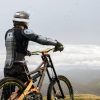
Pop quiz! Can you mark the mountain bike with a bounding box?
[0,48,74,100]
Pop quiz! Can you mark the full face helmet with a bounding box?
[13,11,29,28]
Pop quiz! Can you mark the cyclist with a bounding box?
[3,11,64,99]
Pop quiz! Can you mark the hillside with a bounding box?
[72,80,100,96]
[0,68,100,96]
[55,68,100,95]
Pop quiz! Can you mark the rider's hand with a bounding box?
[26,50,32,56]
[54,41,64,52]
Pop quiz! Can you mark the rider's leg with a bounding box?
[2,63,29,99]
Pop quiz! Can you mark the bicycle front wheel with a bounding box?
[0,77,25,100]
[47,75,74,100]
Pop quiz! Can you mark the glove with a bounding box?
[54,41,64,52]
[26,50,32,56]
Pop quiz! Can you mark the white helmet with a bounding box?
[13,11,29,23]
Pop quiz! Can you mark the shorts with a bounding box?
[4,62,29,83]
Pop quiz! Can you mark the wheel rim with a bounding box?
[51,80,71,100]
[0,82,23,100]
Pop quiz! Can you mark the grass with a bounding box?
[73,94,100,100]
[43,94,100,100]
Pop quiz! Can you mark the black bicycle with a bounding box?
[0,48,74,100]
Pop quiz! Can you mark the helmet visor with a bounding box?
[13,17,29,23]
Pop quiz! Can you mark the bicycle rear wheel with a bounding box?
[0,77,25,100]
[47,75,74,100]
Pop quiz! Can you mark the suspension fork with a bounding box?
[47,55,65,98]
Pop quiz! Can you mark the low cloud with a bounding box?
[1,44,100,69]
[52,44,100,66]
[27,44,100,69]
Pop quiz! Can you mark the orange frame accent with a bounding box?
[18,79,39,100]
[9,79,39,100]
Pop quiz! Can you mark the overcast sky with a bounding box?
[0,0,100,46]
[0,0,100,69]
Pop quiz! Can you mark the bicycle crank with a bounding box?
[24,92,42,100]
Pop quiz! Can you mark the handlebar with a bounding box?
[31,48,55,55]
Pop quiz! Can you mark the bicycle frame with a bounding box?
[9,49,65,99]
